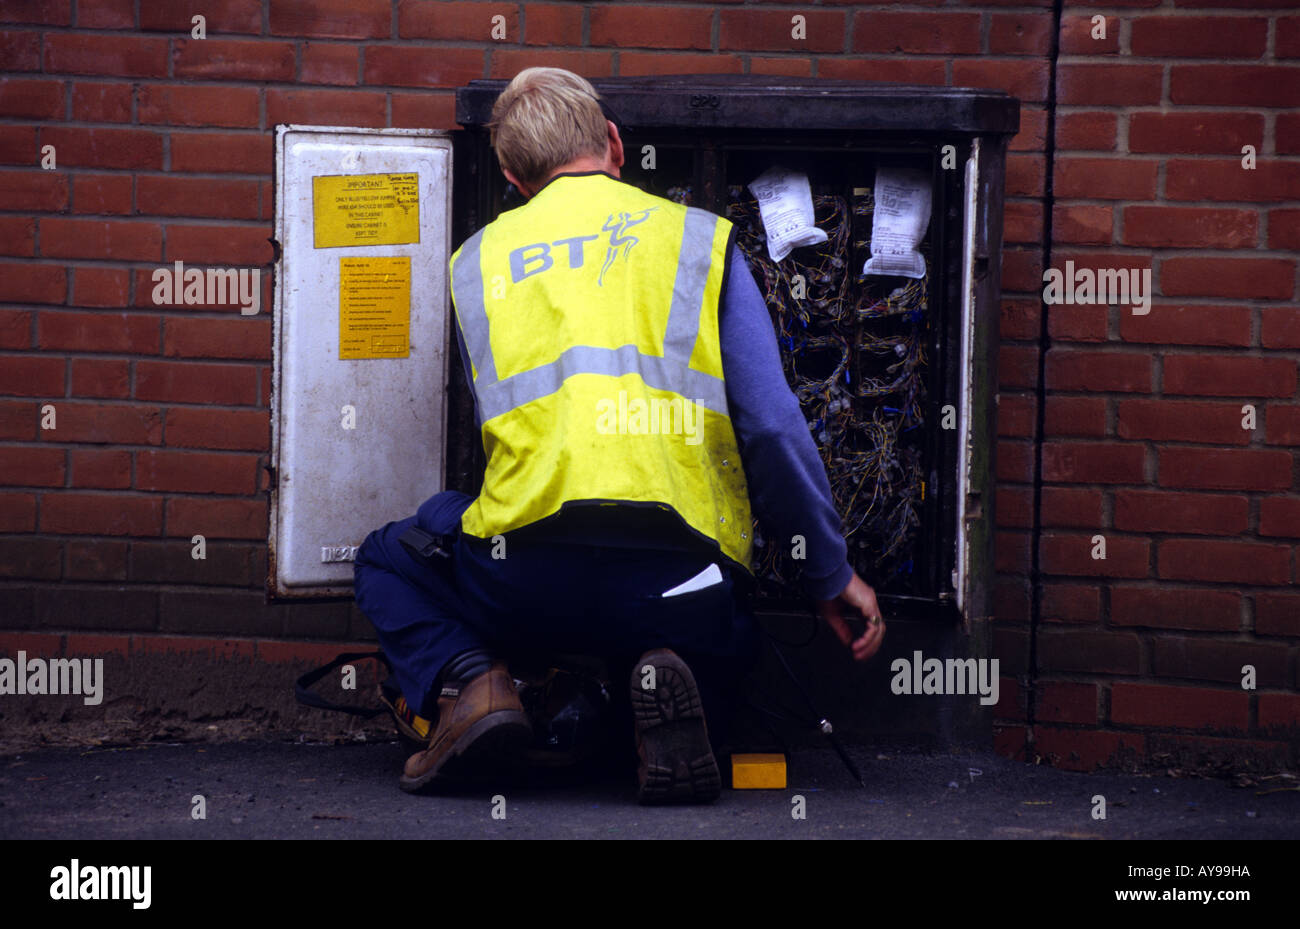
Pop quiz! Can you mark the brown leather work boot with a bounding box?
[630,648,721,804]
[399,661,532,793]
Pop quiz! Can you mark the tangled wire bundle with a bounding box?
[728,186,929,592]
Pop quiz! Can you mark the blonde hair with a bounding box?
[489,68,608,191]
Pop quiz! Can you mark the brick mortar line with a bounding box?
[35,39,1281,69]
[1054,104,1292,111]
[0,629,375,644]
[0,539,261,548]
[10,203,1300,220]
[0,162,285,175]
[0,406,271,416]
[1057,51,1290,62]
[1028,666,1289,684]
[0,346,274,360]
[0,633,374,647]
[1029,488,1293,501]
[0,218,277,228]
[2,12,1289,41]
[10,580,314,596]
[1031,151,1300,159]
[1031,670,1290,691]
[3,566,1299,598]
[1046,202,1286,214]
[1016,573,1297,595]
[3,537,264,548]
[1032,338,1300,350]
[3,111,1291,130]
[20,485,268,495]
[1,440,269,454]
[0,394,269,405]
[1034,244,1299,255]
[1038,439,1297,450]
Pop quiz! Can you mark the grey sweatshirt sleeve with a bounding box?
[720,244,854,601]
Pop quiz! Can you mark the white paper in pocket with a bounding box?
[661,563,724,598]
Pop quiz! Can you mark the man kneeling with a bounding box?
[353,68,886,804]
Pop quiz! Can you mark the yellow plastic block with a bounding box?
[731,753,787,789]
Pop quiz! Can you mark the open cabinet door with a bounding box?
[270,126,454,598]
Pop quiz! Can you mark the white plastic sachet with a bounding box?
[747,167,828,263]
[864,165,932,279]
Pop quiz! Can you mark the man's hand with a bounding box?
[815,571,886,662]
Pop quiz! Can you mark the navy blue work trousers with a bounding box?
[353,491,760,736]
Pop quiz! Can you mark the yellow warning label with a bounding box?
[313,172,419,249]
[339,256,410,360]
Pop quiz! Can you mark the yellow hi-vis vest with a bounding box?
[448,172,754,573]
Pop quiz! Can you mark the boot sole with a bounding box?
[631,650,721,805]
[399,708,532,794]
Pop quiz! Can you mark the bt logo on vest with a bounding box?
[508,209,659,286]
[509,234,598,283]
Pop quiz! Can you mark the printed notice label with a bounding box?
[313,173,420,249]
[339,256,410,360]
[747,167,827,263]
[863,166,931,280]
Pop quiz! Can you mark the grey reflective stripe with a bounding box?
[476,343,728,422]
[450,229,497,384]
[661,208,719,362]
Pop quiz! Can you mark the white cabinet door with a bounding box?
[271,126,453,597]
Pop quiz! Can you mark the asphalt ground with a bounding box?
[2,739,1297,840]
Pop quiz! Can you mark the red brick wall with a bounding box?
[0,0,1295,769]
[991,1,1299,772]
